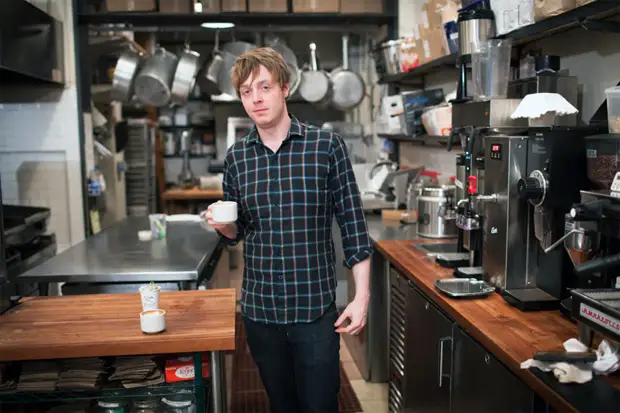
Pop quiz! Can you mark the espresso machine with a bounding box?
[481,125,604,311]
[567,188,620,346]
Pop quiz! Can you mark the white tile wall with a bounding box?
[0,0,84,252]
[0,88,84,252]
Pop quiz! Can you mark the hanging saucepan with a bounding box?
[330,35,365,111]
[134,46,179,107]
[111,47,144,103]
[299,43,332,106]
[197,30,224,96]
[171,41,201,106]
[271,40,302,97]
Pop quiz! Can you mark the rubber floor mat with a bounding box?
[230,313,363,413]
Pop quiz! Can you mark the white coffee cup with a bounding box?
[139,283,161,311]
[140,309,166,334]
[211,201,238,224]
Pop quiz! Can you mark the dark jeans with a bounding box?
[243,304,341,413]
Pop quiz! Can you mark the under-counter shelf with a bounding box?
[0,382,201,404]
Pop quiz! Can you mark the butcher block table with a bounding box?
[0,289,236,413]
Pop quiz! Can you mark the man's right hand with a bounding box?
[202,202,237,239]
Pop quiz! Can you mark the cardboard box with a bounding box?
[196,0,221,13]
[400,37,422,72]
[249,0,288,12]
[340,0,383,13]
[421,0,460,30]
[222,0,247,12]
[165,355,210,383]
[418,26,450,65]
[159,0,191,13]
[491,0,534,36]
[293,0,340,13]
[534,0,576,21]
[106,0,155,11]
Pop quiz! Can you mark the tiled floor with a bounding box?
[220,248,389,413]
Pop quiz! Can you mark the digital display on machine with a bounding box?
[490,143,502,160]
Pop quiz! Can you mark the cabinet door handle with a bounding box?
[438,336,452,388]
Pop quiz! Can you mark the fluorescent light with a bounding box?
[201,22,235,29]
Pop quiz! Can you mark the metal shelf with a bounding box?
[378,133,449,145]
[377,54,458,86]
[497,0,620,46]
[378,1,620,86]
[0,383,199,404]
[77,12,395,32]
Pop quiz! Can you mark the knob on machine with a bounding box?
[517,170,547,206]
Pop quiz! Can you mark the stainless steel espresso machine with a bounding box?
[481,125,605,311]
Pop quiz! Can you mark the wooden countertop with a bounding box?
[375,239,620,413]
[0,289,236,362]
[162,187,224,201]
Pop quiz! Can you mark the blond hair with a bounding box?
[231,47,290,93]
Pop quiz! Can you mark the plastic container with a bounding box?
[421,105,452,136]
[471,39,513,100]
[605,86,620,133]
[149,214,167,240]
[585,134,620,189]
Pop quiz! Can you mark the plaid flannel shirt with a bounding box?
[220,115,372,324]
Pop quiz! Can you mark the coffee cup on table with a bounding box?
[210,201,238,224]
[140,309,166,334]
[139,282,160,311]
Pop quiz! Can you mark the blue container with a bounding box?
[444,21,459,55]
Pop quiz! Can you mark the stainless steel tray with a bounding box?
[435,278,495,299]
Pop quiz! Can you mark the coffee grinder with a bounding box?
[486,125,604,311]
[455,2,496,102]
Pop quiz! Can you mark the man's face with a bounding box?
[239,65,289,128]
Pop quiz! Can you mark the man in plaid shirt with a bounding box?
[206,47,372,413]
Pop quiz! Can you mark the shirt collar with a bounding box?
[246,114,305,145]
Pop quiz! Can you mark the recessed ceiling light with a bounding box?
[201,22,235,29]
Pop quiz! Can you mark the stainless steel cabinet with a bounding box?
[406,285,453,413]
[389,268,408,413]
[389,266,538,413]
[451,326,535,413]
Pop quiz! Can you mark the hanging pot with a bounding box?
[111,48,144,103]
[134,46,179,107]
[271,40,302,97]
[197,30,224,96]
[171,43,201,106]
[330,35,365,111]
[299,43,332,106]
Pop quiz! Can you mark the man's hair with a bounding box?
[230,47,291,94]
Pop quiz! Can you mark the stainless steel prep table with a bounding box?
[17,217,223,295]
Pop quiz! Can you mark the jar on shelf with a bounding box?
[131,397,160,413]
[95,400,126,413]
[160,395,195,413]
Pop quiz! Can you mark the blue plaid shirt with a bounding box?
[220,115,372,324]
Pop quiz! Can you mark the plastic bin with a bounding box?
[605,86,620,133]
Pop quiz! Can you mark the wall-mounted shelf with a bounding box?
[378,1,620,87]
[497,1,620,46]
[77,12,395,32]
[378,133,449,145]
[378,53,458,86]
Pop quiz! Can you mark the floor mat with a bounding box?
[230,313,363,413]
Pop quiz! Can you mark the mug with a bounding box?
[211,201,238,224]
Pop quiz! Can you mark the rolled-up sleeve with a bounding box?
[220,150,247,246]
[328,134,373,268]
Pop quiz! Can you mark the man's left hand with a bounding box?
[334,295,370,335]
